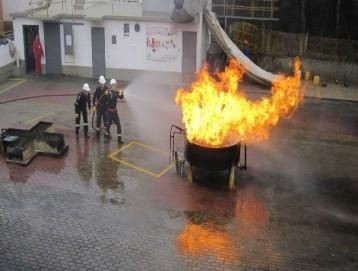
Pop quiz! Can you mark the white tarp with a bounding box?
[204,9,278,85]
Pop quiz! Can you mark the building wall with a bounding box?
[104,20,190,73]
[0,42,13,66]
[13,17,45,65]
[2,0,29,21]
[143,0,170,13]
[59,21,93,77]
[13,16,205,82]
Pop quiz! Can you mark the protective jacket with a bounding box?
[105,90,124,111]
[93,85,109,109]
[75,91,91,111]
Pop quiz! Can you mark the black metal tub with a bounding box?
[185,141,240,171]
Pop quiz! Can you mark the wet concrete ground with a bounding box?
[0,76,357,270]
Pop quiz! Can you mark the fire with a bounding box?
[175,58,303,147]
[177,223,237,262]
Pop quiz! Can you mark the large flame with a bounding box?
[175,58,303,147]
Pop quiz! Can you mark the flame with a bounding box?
[175,58,303,147]
[177,223,237,262]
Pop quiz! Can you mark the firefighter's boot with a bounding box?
[117,135,123,145]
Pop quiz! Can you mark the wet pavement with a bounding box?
[0,76,357,270]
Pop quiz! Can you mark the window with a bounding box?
[124,23,130,37]
[112,35,117,44]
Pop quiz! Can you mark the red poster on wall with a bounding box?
[146,26,178,62]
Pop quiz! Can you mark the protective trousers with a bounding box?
[34,55,42,76]
[96,107,106,130]
[75,109,89,136]
[105,111,122,141]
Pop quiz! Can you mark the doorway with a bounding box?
[182,31,197,82]
[44,22,62,74]
[91,27,106,78]
[23,25,39,73]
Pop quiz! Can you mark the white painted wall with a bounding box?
[13,17,45,64]
[59,21,93,67]
[0,43,15,67]
[12,16,206,76]
[2,0,30,20]
[143,0,170,13]
[104,20,198,72]
[143,0,207,14]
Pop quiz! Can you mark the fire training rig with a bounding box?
[170,125,247,189]
[0,121,69,166]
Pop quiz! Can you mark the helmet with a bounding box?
[110,78,117,85]
[98,75,106,85]
[82,83,90,92]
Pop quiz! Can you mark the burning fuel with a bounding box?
[175,58,303,147]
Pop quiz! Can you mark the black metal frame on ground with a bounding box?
[0,122,69,166]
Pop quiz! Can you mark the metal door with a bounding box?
[182,32,197,82]
[44,23,62,74]
[91,27,106,77]
[23,25,39,73]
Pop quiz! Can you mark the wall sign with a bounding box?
[124,23,130,37]
[146,26,178,62]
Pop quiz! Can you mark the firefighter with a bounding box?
[75,83,91,138]
[92,75,109,136]
[32,35,44,76]
[104,79,124,144]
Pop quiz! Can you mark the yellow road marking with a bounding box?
[108,141,173,178]
[25,111,55,124]
[8,78,26,81]
[132,140,168,156]
[109,155,160,178]
[0,78,27,95]
[157,164,174,178]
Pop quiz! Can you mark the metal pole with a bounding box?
[224,0,227,31]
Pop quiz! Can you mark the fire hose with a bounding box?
[91,92,106,133]
[0,92,126,133]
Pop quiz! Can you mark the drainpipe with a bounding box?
[0,0,4,34]
[207,0,212,10]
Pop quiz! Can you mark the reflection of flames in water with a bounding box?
[176,58,302,147]
[177,222,237,262]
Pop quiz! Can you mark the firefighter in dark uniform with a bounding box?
[104,79,124,144]
[75,83,91,138]
[92,75,109,136]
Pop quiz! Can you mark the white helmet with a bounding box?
[82,83,90,92]
[110,78,117,85]
[98,75,106,85]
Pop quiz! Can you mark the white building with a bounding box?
[10,0,210,83]
[2,0,29,21]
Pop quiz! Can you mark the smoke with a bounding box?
[123,73,183,151]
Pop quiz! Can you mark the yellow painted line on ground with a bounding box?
[108,140,173,178]
[108,141,136,158]
[25,111,55,124]
[0,78,27,95]
[157,164,174,178]
[132,140,168,156]
[8,78,26,81]
[109,155,160,178]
